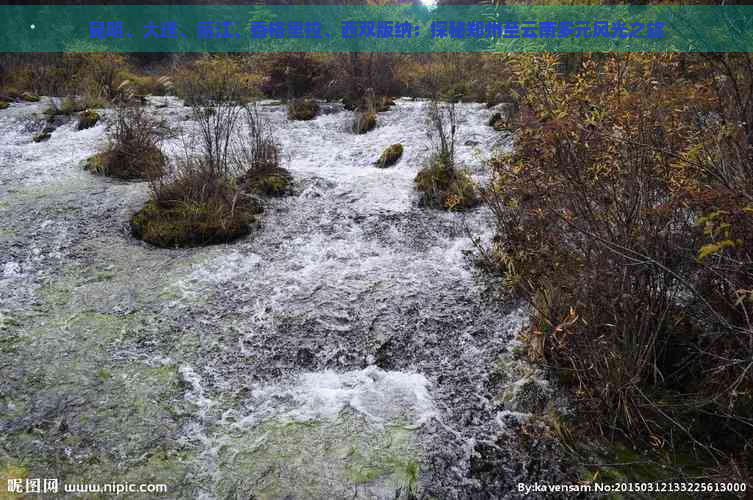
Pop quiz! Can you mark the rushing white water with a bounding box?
[0,97,565,499]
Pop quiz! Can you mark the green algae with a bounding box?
[212,412,423,499]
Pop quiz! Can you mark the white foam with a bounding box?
[243,366,437,428]
[3,261,22,278]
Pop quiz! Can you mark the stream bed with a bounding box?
[0,98,566,498]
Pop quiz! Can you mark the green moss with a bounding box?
[252,175,288,196]
[239,165,292,197]
[213,413,422,499]
[415,156,479,211]
[130,196,261,248]
[353,111,377,134]
[77,110,100,130]
[96,368,112,382]
[20,92,40,102]
[287,98,319,121]
[0,461,29,494]
[0,101,9,110]
[376,144,403,168]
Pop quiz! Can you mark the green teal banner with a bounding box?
[1,5,752,52]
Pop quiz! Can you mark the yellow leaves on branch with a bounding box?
[698,240,737,261]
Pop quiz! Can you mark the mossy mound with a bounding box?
[84,144,166,180]
[376,144,403,168]
[130,195,262,248]
[0,101,9,110]
[287,98,319,121]
[239,165,293,197]
[77,110,100,130]
[20,92,40,102]
[353,112,377,134]
[415,156,479,211]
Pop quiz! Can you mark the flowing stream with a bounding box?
[0,98,566,498]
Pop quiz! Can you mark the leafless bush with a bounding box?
[134,70,285,247]
[90,103,170,180]
[234,104,280,172]
[426,99,457,165]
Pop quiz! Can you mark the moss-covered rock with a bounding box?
[240,165,293,197]
[77,109,100,130]
[376,144,403,168]
[85,144,166,180]
[415,156,479,211]
[0,101,9,110]
[287,98,319,121]
[20,92,40,102]
[353,112,377,134]
[130,195,262,248]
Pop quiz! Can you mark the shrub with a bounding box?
[116,71,172,97]
[415,155,478,211]
[352,111,376,134]
[376,144,403,168]
[325,53,403,104]
[287,98,319,121]
[134,74,283,247]
[415,100,479,211]
[77,109,100,130]
[0,53,130,101]
[88,104,168,180]
[484,53,753,481]
[394,54,515,102]
[260,53,329,99]
[173,55,259,106]
[235,104,291,196]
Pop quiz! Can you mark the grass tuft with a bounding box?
[376,144,403,168]
[287,98,319,121]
